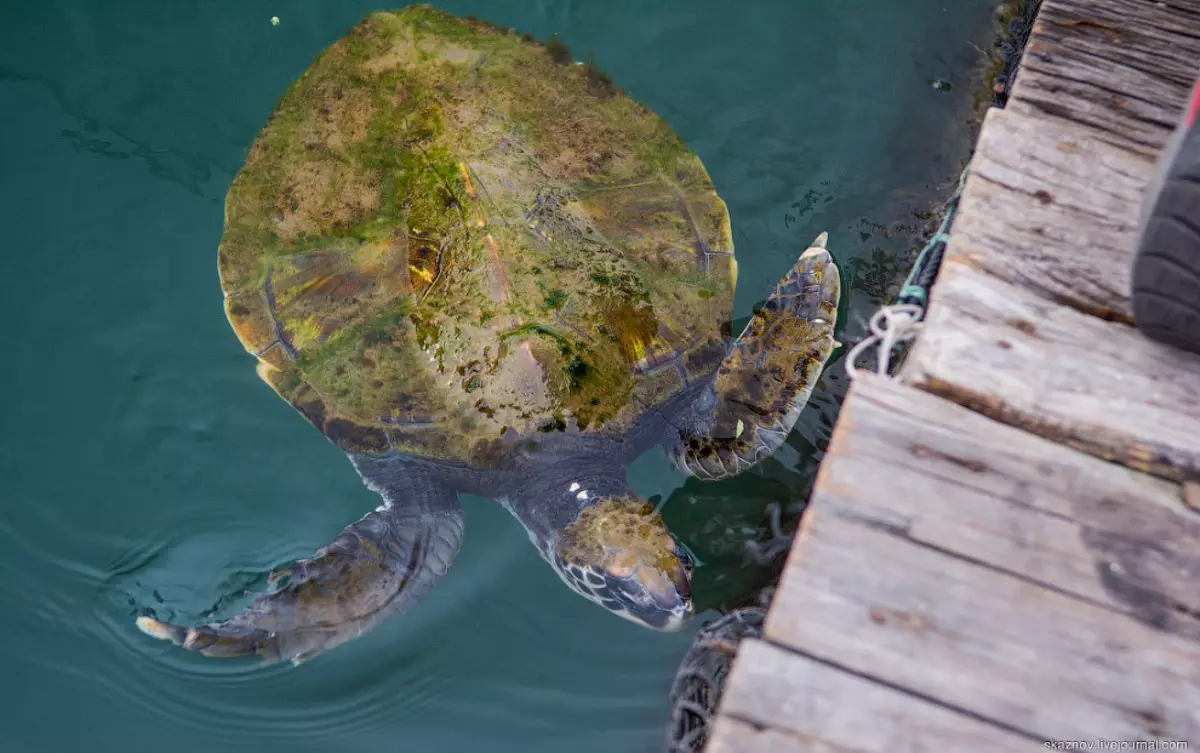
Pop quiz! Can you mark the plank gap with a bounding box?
[760,629,1056,744]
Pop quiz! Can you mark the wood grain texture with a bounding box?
[818,373,1200,641]
[899,259,1200,484]
[766,506,1200,743]
[712,638,1039,752]
[950,105,1151,321]
[705,717,813,753]
[1009,0,1200,157]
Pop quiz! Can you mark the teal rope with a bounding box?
[896,165,969,310]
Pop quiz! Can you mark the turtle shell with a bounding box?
[217,6,736,465]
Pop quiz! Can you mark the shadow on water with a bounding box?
[0,1,1002,751]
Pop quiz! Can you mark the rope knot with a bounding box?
[845,303,925,379]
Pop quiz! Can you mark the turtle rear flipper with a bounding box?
[138,469,462,665]
[668,232,840,481]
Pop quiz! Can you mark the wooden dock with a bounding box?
[707,0,1200,749]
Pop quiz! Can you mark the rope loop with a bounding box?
[844,165,969,379]
[845,303,925,379]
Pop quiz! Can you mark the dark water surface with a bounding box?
[1,1,997,750]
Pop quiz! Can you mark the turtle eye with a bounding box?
[603,558,693,631]
[677,546,695,582]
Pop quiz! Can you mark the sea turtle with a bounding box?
[136,6,840,664]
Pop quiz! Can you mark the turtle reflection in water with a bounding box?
[136,6,840,665]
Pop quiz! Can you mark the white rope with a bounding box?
[844,303,925,379]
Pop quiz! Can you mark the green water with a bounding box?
[0,1,998,750]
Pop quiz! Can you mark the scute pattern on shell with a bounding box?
[217,6,735,462]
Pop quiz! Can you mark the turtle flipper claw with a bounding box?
[135,616,187,646]
[136,616,272,659]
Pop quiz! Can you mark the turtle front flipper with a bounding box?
[669,232,840,481]
[137,467,462,665]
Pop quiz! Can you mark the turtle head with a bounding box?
[552,495,694,631]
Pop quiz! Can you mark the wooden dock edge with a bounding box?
[709,374,1200,751]
[707,0,1200,749]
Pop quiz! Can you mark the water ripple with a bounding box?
[81,539,454,739]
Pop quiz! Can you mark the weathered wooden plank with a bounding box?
[706,716,812,753]
[950,105,1150,321]
[766,507,1200,743]
[712,638,1039,752]
[1009,0,1200,157]
[898,259,1200,483]
[819,374,1200,641]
